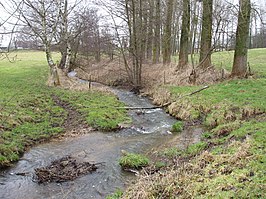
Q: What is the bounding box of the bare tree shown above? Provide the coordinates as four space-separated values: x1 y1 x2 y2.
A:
19 0 61 85
126 0 145 88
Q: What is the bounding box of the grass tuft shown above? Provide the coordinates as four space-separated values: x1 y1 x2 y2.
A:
171 121 183 133
119 152 150 170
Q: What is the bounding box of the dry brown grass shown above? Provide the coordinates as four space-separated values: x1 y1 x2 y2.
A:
72 56 227 90
142 63 229 88
122 138 254 199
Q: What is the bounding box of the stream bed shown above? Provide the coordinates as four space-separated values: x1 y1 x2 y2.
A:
0 89 202 199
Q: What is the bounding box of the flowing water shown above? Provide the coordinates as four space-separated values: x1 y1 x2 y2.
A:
0 89 203 199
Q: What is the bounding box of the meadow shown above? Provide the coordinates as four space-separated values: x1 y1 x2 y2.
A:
171 48 266 77
0 50 128 167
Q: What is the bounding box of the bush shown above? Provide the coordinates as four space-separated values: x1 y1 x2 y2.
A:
119 152 149 169
171 121 183 133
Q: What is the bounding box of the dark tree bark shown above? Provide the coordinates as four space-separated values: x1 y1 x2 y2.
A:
152 0 161 64
146 0 154 60
162 0 174 64
178 0 190 69
231 0 251 77
199 0 213 68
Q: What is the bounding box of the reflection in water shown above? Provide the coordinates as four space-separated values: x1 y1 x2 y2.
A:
0 89 202 199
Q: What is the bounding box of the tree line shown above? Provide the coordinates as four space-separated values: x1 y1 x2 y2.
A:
0 0 265 88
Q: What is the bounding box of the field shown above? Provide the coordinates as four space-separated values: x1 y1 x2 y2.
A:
212 48 266 77
0 50 128 167
171 48 266 77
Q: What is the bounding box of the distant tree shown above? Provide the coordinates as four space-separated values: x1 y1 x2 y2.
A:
178 0 190 68
15 26 41 49
190 0 200 57
76 8 101 61
199 0 213 68
231 0 251 77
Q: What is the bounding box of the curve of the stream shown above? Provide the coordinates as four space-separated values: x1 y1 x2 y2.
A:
0 88 202 199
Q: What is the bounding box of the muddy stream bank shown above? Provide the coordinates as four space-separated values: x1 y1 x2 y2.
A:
0 88 202 199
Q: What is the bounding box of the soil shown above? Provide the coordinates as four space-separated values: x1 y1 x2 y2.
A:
52 95 94 137
34 156 98 183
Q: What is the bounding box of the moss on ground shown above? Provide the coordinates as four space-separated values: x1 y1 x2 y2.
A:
0 51 129 167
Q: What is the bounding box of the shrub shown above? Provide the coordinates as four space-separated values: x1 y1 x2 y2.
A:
119 152 149 169
171 121 183 133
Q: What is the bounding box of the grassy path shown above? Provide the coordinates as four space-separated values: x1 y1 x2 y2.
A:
0 51 129 168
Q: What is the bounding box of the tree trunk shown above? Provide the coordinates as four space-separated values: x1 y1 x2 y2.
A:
163 0 174 64
128 0 143 88
65 41 72 70
190 0 199 57
199 0 213 68
231 0 251 77
146 0 154 60
58 0 72 72
152 0 161 64
45 46 60 86
178 0 190 69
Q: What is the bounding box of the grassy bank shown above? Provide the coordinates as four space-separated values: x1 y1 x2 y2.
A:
119 49 266 198
0 51 129 167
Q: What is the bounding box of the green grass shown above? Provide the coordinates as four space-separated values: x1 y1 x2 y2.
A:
51 89 130 131
106 189 123 199
171 121 183 133
188 120 266 198
0 50 129 167
173 48 266 77
122 48 266 198
212 48 266 77
163 54 266 196
119 152 150 169
168 78 266 127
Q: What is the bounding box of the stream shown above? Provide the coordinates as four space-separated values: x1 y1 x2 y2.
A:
0 88 202 199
